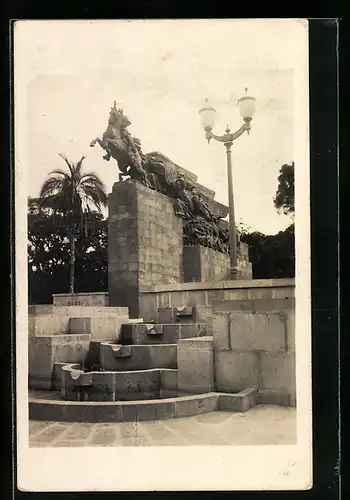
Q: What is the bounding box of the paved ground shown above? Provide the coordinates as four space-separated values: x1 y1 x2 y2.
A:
29 405 296 447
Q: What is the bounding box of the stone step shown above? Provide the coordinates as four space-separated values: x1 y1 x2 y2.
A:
120 322 208 345
68 316 129 342
100 342 177 371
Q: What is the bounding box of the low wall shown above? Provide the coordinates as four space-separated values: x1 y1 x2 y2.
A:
139 278 295 322
52 292 108 306
28 305 130 341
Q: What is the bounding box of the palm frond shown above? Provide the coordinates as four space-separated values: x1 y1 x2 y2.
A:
75 156 87 175
80 172 103 182
48 169 70 178
58 153 75 177
80 186 107 211
39 177 64 199
79 175 108 208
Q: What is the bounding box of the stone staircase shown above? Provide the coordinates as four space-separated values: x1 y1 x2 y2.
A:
28 301 210 389
28 299 259 422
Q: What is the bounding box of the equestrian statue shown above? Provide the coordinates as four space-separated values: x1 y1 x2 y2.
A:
90 102 240 255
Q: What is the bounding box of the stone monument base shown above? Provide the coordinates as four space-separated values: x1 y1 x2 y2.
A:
108 180 183 318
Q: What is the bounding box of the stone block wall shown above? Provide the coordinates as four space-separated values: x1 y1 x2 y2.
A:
212 306 296 406
28 305 129 341
68 316 128 342
177 337 214 393
137 184 184 286
182 245 252 282
29 334 91 389
108 180 183 317
139 279 295 323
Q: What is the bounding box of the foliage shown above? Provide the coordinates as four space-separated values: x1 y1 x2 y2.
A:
28 200 107 304
273 162 295 215
241 224 295 279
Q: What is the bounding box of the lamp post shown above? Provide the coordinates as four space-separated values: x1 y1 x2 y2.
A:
199 88 256 279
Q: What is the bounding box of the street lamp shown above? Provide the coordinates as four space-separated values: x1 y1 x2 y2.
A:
199 88 256 279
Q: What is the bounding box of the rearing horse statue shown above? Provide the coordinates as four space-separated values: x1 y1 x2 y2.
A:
90 102 150 186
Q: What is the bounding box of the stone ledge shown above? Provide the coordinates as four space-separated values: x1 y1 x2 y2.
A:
29 305 130 316
217 387 258 412
52 292 109 307
140 278 295 293
29 392 219 422
212 297 295 313
28 387 263 422
121 322 208 345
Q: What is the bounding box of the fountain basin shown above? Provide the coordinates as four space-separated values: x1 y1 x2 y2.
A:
61 364 179 402
29 388 258 423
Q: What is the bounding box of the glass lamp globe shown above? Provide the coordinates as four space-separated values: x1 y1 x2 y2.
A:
237 88 256 121
199 98 216 131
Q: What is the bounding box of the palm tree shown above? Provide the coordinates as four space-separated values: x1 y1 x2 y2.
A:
38 154 108 295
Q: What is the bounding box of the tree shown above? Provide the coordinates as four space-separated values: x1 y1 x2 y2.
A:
28 200 108 303
38 155 108 294
239 162 295 278
241 224 295 279
273 162 295 216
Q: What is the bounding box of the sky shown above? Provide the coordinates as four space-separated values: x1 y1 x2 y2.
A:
17 19 305 234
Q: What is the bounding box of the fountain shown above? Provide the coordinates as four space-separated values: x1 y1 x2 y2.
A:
28 105 296 423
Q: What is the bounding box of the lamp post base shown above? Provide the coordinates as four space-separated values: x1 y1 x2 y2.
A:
229 267 240 280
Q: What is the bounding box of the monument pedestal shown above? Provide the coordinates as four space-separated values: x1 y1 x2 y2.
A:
108 180 183 317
